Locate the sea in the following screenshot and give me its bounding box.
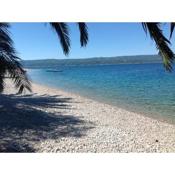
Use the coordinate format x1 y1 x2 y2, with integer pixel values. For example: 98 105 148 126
27 63 175 123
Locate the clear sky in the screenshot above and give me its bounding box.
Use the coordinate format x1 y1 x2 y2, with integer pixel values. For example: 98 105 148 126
9 23 174 60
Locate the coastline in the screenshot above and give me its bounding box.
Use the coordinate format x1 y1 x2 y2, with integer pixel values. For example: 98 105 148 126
31 79 175 125
1 80 175 152
32 82 175 126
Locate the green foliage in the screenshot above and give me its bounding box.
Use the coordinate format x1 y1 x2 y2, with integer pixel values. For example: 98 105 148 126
142 23 174 72
50 23 88 55
0 23 31 93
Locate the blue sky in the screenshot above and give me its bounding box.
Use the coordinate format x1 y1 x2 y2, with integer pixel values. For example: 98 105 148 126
10 23 174 60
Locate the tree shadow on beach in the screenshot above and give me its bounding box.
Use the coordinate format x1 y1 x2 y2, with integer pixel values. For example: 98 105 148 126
0 93 94 152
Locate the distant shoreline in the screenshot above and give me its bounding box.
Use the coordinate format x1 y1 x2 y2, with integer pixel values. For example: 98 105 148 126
21 54 162 69
24 62 162 69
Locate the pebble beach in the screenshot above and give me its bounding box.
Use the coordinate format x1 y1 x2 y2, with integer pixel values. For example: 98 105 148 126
1 81 175 152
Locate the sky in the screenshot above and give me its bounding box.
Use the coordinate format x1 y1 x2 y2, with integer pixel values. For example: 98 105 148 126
9 23 174 60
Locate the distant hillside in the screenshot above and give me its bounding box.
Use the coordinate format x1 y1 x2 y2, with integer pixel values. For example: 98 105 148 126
22 55 162 69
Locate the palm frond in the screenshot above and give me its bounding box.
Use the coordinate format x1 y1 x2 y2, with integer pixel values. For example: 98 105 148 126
77 23 88 47
0 23 10 28
170 22 175 39
142 23 148 35
50 23 70 55
0 23 31 93
142 22 174 71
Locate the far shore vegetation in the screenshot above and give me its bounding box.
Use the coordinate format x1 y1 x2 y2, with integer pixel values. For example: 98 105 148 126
22 54 162 69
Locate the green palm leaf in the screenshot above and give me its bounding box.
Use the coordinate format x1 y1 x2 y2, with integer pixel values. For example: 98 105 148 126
78 23 89 47
0 23 31 93
50 23 70 55
170 22 175 39
142 22 174 71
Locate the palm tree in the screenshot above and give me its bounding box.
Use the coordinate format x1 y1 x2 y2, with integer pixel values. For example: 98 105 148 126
0 22 88 94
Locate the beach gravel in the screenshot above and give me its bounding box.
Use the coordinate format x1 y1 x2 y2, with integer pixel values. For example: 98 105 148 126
1 81 175 152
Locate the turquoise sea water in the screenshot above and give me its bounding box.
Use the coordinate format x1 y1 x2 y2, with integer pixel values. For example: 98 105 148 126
27 63 175 123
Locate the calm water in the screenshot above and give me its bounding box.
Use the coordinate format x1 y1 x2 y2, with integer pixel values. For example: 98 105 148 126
27 63 175 123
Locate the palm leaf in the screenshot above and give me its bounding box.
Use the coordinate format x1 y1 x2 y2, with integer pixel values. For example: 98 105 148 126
170 22 175 38
142 22 174 71
50 23 70 55
0 23 31 93
142 23 148 35
78 23 88 46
